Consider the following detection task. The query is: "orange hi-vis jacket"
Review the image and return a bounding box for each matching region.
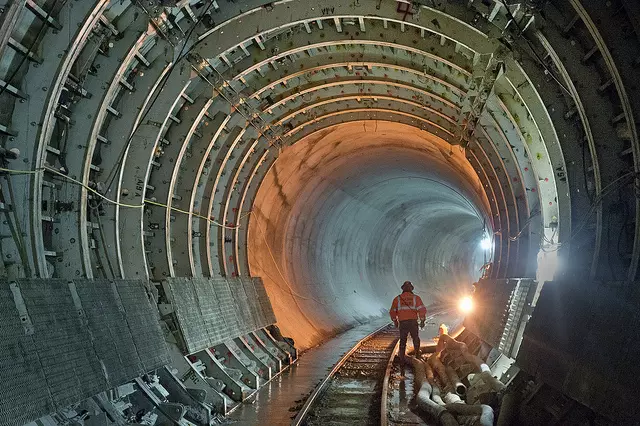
[389,291,427,322]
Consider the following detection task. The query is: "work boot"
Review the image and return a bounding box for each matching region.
[414,348,421,360]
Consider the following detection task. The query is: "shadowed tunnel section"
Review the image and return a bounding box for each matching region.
[248,121,491,350]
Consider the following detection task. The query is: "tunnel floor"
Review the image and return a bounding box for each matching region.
[228,312,460,424]
[227,317,389,424]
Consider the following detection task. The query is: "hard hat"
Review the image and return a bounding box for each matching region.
[401,281,414,291]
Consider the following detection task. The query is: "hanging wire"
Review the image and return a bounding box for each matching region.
[541,171,638,252]
[0,167,247,229]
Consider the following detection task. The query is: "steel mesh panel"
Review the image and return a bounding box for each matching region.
[167,277,211,353]
[113,279,170,370]
[165,277,277,355]
[18,279,107,410]
[229,278,256,331]
[192,277,225,345]
[0,283,52,426]
[252,277,276,324]
[73,279,145,384]
[241,277,264,329]
[211,277,241,340]
[0,278,170,426]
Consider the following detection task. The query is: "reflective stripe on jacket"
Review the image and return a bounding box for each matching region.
[389,291,427,321]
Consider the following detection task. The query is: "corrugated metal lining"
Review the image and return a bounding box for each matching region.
[0,279,169,426]
[165,276,277,354]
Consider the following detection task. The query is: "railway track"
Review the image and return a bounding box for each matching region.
[292,324,399,426]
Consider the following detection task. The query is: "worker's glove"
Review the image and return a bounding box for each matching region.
[393,320,399,328]
[420,320,426,329]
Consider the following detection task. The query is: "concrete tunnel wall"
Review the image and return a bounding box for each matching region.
[248,121,491,350]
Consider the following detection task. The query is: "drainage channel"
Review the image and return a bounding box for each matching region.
[292,324,398,426]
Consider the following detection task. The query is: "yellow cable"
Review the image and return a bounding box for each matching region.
[46,167,146,209]
[0,168,39,175]
[0,166,246,229]
[144,199,241,230]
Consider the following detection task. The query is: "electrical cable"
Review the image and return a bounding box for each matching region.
[508,205,540,241]
[253,216,334,307]
[2,174,31,276]
[0,167,245,229]
[190,67,284,148]
[206,64,285,146]
[541,171,637,252]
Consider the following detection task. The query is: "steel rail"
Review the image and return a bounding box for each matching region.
[291,322,393,426]
[379,339,400,426]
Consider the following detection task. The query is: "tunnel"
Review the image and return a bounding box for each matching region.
[250,120,490,348]
[0,0,639,425]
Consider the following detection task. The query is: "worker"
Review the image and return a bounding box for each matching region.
[389,281,427,361]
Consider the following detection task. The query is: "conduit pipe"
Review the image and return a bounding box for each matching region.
[431,384,446,406]
[429,354,455,391]
[446,366,467,397]
[439,334,486,374]
[445,403,494,426]
[411,357,459,426]
[411,357,429,391]
[424,359,436,384]
[440,334,469,353]
[415,382,460,426]
[462,353,488,373]
[443,392,463,404]
[480,371,506,392]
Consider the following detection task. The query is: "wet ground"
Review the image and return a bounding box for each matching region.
[226,311,460,425]
[226,317,390,425]
[385,310,461,426]
[304,326,398,426]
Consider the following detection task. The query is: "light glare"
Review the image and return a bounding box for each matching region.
[480,237,492,250]
[459,296,473,314]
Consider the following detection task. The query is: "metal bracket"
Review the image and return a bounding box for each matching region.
[458,48,509,146]
[67,280,88,326]
[9,281,34,335]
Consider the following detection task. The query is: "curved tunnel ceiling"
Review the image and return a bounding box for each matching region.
[0,0,639,350]
[249,121,489,347]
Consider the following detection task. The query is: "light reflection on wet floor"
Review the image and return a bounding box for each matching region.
[226,311,460,425]
[226,318,390,425]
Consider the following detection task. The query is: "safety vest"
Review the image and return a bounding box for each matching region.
[389,292,427,322]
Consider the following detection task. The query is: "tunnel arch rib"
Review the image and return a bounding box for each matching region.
[0,0,638,349]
